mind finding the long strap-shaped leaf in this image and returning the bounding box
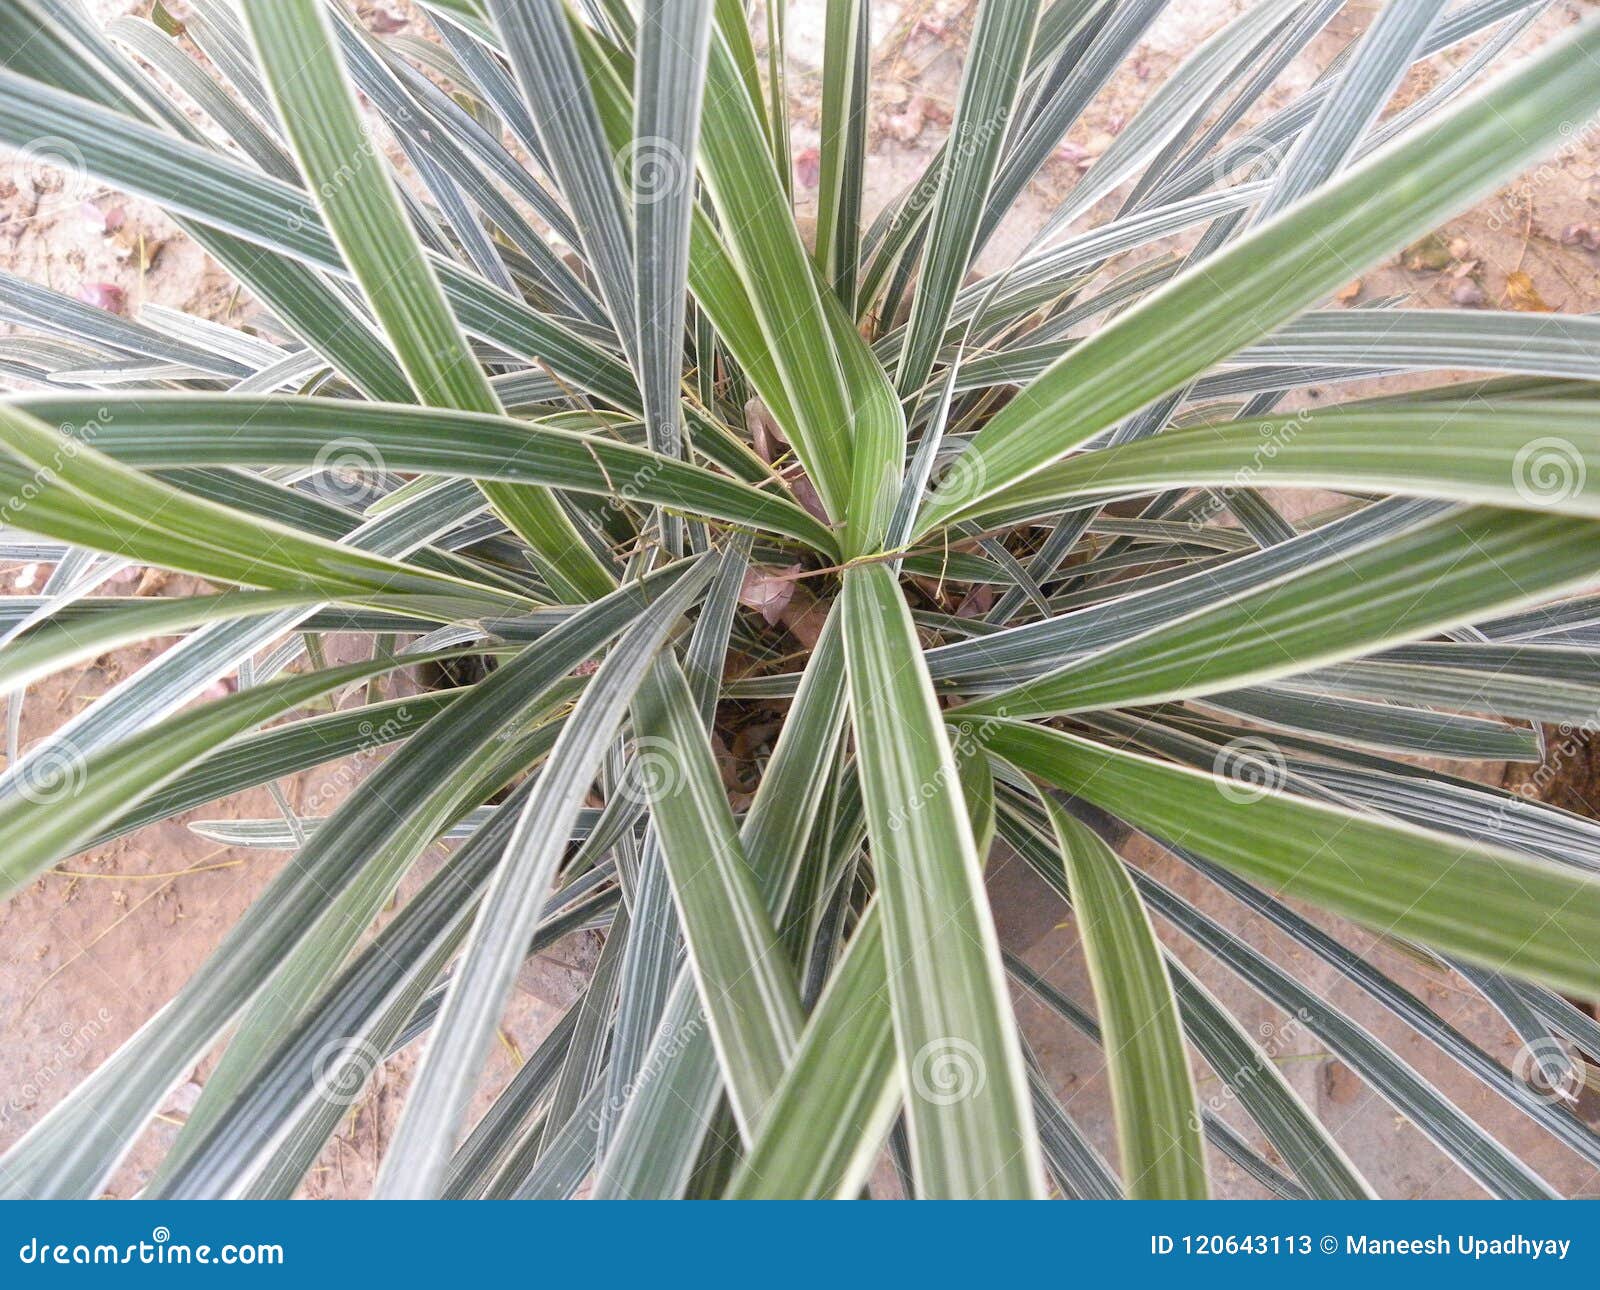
[0,564,690,1199]
[958,506,1600,719]
[0,2,414,404]
[151,779,602,1198]
[965,401,1600,527]
[996,799,1375,1201]
[691,8,854,524]
[561,16,902,556]
[1113,844,1558,1199]
[592,611,849,1197]
[0,591,328,694]
[994,743,1568,1202]
[630,654,805,1134]
[374,557,715,1197]
[1164,961,1373,1200]
[979,720,1600,1000]
[1254,0,1450,222]
[1039,797,1207,1198]
[633,0,713,555]
[0,646,463,902]
[969,0,1156,258]
[241,0,613,602]
[723,722,985,1198]
[893,0,1038,397]
[996,802,1376,1200]
[840,563,1043,1198]
[154,715,564,1192]
[84,690,464,850]
[0,63,639,409]
[490,0,638,364]
[916,14,1600,535]
[1166,835,1600,1177]
[7,394,838,557]
[957,308,1600,392]
[0,405,523,618]
[859,0,1119,316]
[926,496,1442,685]
[724,903,899,1198]
[1025,0,1301,247]
[814,0,869,307]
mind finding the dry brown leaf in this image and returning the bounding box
[1505,270,1553,311]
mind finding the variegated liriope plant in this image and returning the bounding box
[0,0,1598,1200]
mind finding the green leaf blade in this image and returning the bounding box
[1040,797,1207,1199]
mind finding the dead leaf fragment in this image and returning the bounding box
[794,145,821,190]
[77,282,125,314]
[1504,270,1553,312]
[739,564,801,626]
[1399,232,1451,272]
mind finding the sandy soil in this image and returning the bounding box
[1,0,1598,1198]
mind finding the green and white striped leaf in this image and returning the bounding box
[980,720,1600,1000]
[629,654,804,1134]
[242,0,613,601]
[841,563,1043,1198]
[632,0,714,553]
[957,506,1600,719]
[917,16,1600,534]
[893,0,1038,397]
[0,406,524,618]
[814,0,869,306]
[965,401,1600,527]
[8,394,838,555]
[374,557,714,1197]
[1039,796,1207,1198]
[724,904,899,1198]
[0,564,693,1198]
